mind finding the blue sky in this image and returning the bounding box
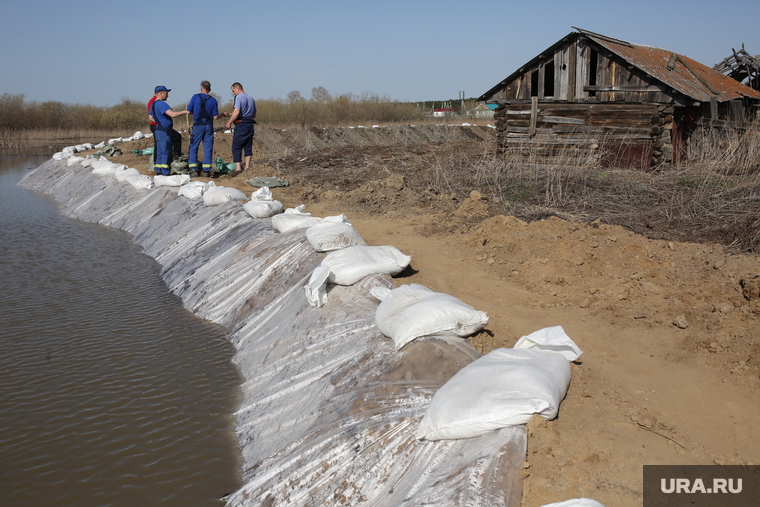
[2,0,758,107]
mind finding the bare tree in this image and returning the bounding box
[287,90,304,103]
[311,86,331,102]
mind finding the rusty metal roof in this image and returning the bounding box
[578,28,760,102]
[479,28,760,103]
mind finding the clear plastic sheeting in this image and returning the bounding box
[18,159,527,507]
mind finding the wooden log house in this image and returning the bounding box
[478,28,760,169]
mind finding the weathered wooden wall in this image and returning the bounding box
[492,101,675,169]
[489,34,677,169]
[495,38,672,104]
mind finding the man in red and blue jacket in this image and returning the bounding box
[149,86,189,176]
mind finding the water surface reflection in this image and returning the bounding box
[0,155,242,507]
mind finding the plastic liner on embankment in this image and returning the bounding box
[19,159,526,507]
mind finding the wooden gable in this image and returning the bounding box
[481,32,673,104]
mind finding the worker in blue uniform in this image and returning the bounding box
[149,86,190,176]
[186,80,222,177]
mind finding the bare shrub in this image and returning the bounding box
[0,95,148,133]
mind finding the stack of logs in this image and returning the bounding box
[651,105,674,168]
[491,100,675,170]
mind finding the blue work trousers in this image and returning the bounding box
[154,129,172,176]
[188,124,214,172]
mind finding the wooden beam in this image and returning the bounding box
[542,115,586,125]
[710,96,718,123]
[529,97,538,136]
[584,85,663,92]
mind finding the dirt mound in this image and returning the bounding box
[254,124,496,156]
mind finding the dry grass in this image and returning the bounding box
[412,122,760,253]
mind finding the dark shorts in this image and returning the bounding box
[231,121,254,162]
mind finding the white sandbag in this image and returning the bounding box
[375,284,488,350]
[79,158,94,168]
[94,141,106,149]
[243,186,284,218]
[286,204,308,214]
[305,266,331,308]
[52,152,70,160]
[113,167,140,182]
[61,146,77,155]
[131,131,145,140]
[74,144,92,152]
[91,160,118,176]
[514,326,583,361]
[416,326,583,441]
[154,174,191,187]
[124,173,155,190]
[107,137,123,145]
[321,245,411,286]
[322,213,350,224]
[250,186,274,201]
[244,199,284,219]
[306,222,366,252]
[270,205,350,233]
[271,206,324,233]
[67,156,85,166]
[177,181,209,199]
[202,185,247,206]
[541,500,605,507]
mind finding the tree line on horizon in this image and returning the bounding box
[0,88,479,131]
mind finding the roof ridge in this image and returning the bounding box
[571,27,633,48]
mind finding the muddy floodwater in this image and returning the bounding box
[0,155,242,507]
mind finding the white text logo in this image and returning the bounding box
[660,478,742,494]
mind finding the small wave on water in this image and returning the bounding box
[0,156,243,507]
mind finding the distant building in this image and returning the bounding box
[466,102,497,119]
[433,107,457,118]
[478,27,760,169]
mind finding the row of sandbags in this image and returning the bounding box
[63,155,162,190]
[267,204,586,445]
[52,136,600,507]
[176,180,285,215]
[55,150,600,506]
[267,205,603,505]
[281,208,598,506]
[70,155,586,449]
[52,131,148,159]
[65,153,287,213]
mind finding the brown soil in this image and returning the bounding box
[112,124,760,506]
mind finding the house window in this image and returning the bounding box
[589,48,598,97]
[544,60,555,97]
[531,69,539,97]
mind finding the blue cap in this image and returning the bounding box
[154,85,171,93]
